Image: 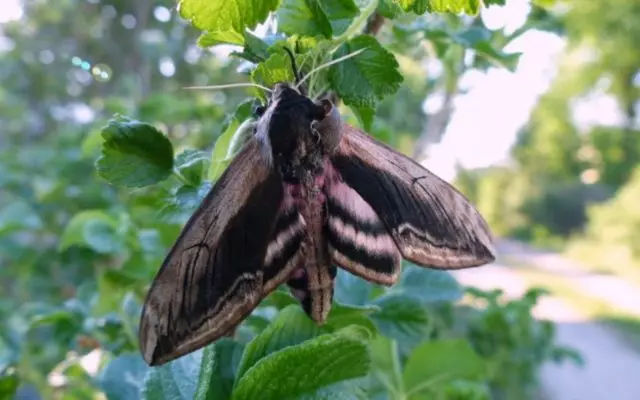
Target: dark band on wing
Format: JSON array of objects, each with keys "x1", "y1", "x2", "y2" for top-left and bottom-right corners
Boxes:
[
  {"x1": 326, "y1": 197, "x2": 388, "y2": 235},
  {"x1": 325, "y1": 224, "x2": 397, "y2": 274}
]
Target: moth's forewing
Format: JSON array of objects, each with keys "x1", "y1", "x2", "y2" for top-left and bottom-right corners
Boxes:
[
  {"x1": 327, "y1": 125, "x2": 496, "y2": 269},
  {"x1": 139, "y1": 139, "x2": 305, "y2": 366}
]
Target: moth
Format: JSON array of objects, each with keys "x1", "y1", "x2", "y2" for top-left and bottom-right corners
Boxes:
[{"x1": 139, "y1": 50, "x2": 496, "y2": 366}]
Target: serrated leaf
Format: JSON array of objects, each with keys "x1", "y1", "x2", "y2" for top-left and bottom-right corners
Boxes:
[
  {"x1": 59, "y1": 210, "x2": 123, "y2": 254},
  {"x1": 236, "y1": 305, "x2": 322, "y2": 380},
  {"x1": 96, "y1": 116, "x2": 174, "y2": 187},
  {"x1": 251, "y1": 52, "x2": 297, "y2": 88},
  {"x1": 197, "y1": 30, "x2": 245, "y2": 48},
  {"x1": 329, "y1": 35, "x2": 403, "y2": 107},
  {"x1": 395, "y1": 265, "x2": 463, "y2": 303},
  {"x1": 208, "y1": 100, "x2": 255, "y2": 181},
  {"x1": 277, "y1": 0, "x2": 333, "y2": 38},
  {"x1": 370, "y1": 293, "x2": 430, "y2": 345},
  {"x1": 175, "y1": 149, "x2": 209, "y2": 187},
  {"x1": 378, "y1": 0, "x2": 404, "y2": 18},
  {"x1": 195, "y1": 340, "x2": 245, "y2": 400},
  {"x1": 232, "y1": 332, "x2": 370, "y2": 400},
  {"x1": 142, "y1": 349, "x2": 203, "y2": 400},
  {"x1": 99, "y1": 353, "x2": 150, "y2": 400},
  {"x1": 402, "y1": 339, "x2": 486, "y2": 395},
  {"x1": 396, "y1": 0, "x2": 481, "y2": 14},
  {"x1": 178, "y1": 0, "x2": 280, "y2": 46}
]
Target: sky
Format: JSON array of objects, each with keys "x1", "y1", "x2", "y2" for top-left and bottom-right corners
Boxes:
[{"x1": 423, "y1": 0, "x2": 567, "y2": 180}]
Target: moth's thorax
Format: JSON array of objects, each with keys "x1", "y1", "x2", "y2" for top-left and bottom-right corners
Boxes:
[{"x1": 257, "y1": 82, "x2": 339, "y2": 188}]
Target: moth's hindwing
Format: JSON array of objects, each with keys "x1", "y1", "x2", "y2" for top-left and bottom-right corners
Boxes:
[
  {"x1": 323, "y1": 162, "x2": 402, "y2": 285},
  {"x1": 139, "y1": 139, "x2": 305, "y2": 366},
  {"x1": 330, "y1": 125, "x2": 496, "y2": 269}
]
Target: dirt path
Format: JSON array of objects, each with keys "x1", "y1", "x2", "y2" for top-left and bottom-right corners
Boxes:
[
  {"x1": 452, "y1": 241, "x2": 640, "y2": 400},
  {"x1": 498, "y1": 240, "x2": 640, "y2": 317}
]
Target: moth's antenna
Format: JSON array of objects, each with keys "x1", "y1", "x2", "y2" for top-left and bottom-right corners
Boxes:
[
  {"x1": 183, "y1": 83, "x2": 273, "y2": 93},
  {"x1": 283, "y1": 47, "x2": 302, "y2": 86},
  {"x1": 295, "y1": 48, "x2": 367, "y2": 91}
]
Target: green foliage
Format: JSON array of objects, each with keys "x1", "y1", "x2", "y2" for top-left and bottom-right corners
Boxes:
[
  {"x1": 462, "y1": 288, "x2": 583, "y2": 399},
  {"x1": 96, "y1": 116, "x2": 175, "y2": 188},
  {"x1": 0, "y1": 0, "x2": 579, "y2": 399},
  {"x1": 330, "y1": 35, "x2": 404, "y2": 107},
  {"x1": 567, "y1": 168, "x2": 640, "y2": 276}
]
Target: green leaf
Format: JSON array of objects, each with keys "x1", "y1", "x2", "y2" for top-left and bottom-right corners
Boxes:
[
  {"x1": 208, "y1": 100, "x2": 255, "y2": 181},
  {"x1": 329, "y1": 35, "x2": 403, "y2": 108},
  {"x1": 396, "y1": 265, "x2": 463, "y2": 303},
  {"x1": 232, "y1": 332, "x2": 370, "y2": 400},
  {"x1": 0, "y1": 366, "x2": 19, "y2": 400},
  {"x1": 334, "y1": 269, "x2": 372, "y2": 305},
  {"x1": 81, "y1": 129, "x2": 104, "y2": 158},
  {"x1": 195, "y1": 340, "x2": 245, "y2": 400},
  {"x1": 198, "y1": 30, "x2": 245, "y2": 48},
  {"x1": 59, "y1": 210, "x2": 123, "y2": 254},
  {"x1": 236, "y1": 305, "x2": 323, "y2": 380},
  {"x1": 278, "y1": 0, "x2": 333, "y2": 38},
  {"x1": 142, "y1": 349, "x2": 204, "y2": 400},
  {"x1": 350, "y1": 105, "x2": 375, "y2": 132},
  {"x1": 324, "y1": 308, "x2": 378, "y2": 338},
  {"x1": 251, "y1": 52, "x2": 297, "y2": 88},
  {"x1": 298, "y1": 378, "x2": 369, "y2": 399},
  {"x1": 96, "y1": 116, "x2": 174, "y2": 187},
  {"x1": 0, "y1": 200, "x2": 42, "y2": 235},
  {"x1": 378, "y1": 0, "x2": 404, "y2": 18},
  {"x1": 367, "y1": 336, "x2": 401, "y2": 397},
  {"x1": 471, "y1": 42, "x2": 521, "y2": 72},
  {"x1": 175, "y1": 149, "x2": 210, "y2": 187},
  {"x1": 178, "y1": 0, "x2": 280, "y2": 46},
  {"x1": 234, "y1": 31, "x2": 272, "y2": 63},
  {"x1": 99, "y1": 353, "x2": 150, "y2": 400},
  {"x1": 268, "y1": 35, "x2": 324, "y2": 55},
  {"x1": 318, "y1": 0, "x2": 359, "y2": 35},
  {"x1": 402, "y1": 339, "x2": 486, "y2": 395},
  {"x1": 451, "y1": 27, "x2": 522, "y2": 71},
  {"x1": 443, "y1": 380, "x2": 491, "y2": 400},
  {"x1": 370, "y1": 293, "x2": 430, "y2": 345},
  {"x1": 396, "y1": 0, "x2": 481, "y2": 15}
]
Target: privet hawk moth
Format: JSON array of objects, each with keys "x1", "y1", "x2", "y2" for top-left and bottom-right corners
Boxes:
[{"x1": 139, "y1": 51, "x2": 496, "y2": 366}]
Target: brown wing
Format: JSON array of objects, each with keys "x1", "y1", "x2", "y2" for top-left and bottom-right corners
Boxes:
[
  {"x1": 329, "y1": 125, "x2": 496, "y2": 270},
  {"x1": 139, "y1": 138, "x2": 306, "y2": 366}
]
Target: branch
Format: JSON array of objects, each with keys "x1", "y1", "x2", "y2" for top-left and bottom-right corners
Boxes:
[
  {"x1": 412, "y1": 89, "x2": 455, "y2": 161},
  {"x1": 365, "y1": 12, "x2": 385, "y2": 36}
]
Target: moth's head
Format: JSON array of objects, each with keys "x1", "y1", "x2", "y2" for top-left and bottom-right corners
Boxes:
[{"x1": 254, "y1": 81, "x2": 339, "y2": 157}]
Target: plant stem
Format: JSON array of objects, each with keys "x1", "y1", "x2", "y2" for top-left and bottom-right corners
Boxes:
[{"x1": 390, "y1": 340, "x2": 405, "y2": 395}]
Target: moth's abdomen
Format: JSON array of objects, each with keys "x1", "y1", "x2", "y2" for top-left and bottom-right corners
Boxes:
[{"x1": 283, "y1": 169, "x2": 335, "y2": 324}]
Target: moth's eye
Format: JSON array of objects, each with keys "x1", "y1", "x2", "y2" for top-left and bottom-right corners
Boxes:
[{"x1": 254, "y1": 105, "x2": 266, "y2": 117}]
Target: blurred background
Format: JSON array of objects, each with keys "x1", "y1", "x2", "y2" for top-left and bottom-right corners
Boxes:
[{"x1": 1, "y1": 0, "x2": 639, "y2": 399}]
